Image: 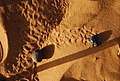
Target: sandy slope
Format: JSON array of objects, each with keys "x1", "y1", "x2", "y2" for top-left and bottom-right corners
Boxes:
[
  {"x1": 0, "y1": 13, "x2": 8, "y2": 64},
  {"x1": 37, "y1": 0, "x2": 120, "y2": 81},
  {"x1": 0, "y1": 0, "x2": 120, "y2": 81}
]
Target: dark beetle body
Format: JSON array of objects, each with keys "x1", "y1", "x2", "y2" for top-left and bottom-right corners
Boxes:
[
  {"x1": 32, "y1": 49, "x2": 43, "y2": 62},
  {"x1": 89, "y1": 35, "x2": 101, "y2": 46},
  {"x1": 32, "y1": 44, "x2": 55, "y2": 63}
]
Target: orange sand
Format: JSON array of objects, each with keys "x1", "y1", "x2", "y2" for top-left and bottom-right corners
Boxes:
[{"x1": 0, "y1": 0, "x2": 120, "y2": 81}]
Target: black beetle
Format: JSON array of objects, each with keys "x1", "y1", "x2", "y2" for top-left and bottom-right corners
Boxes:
[
  {"x1": 89, "y1": 34, "x2": 101, "y2": 46},
  {"x1": 32, "y1": 44, "x2": 55, "y2": 63},
  {"x1": 32, "y1": 49, "x2": 44, "y2": 63}
]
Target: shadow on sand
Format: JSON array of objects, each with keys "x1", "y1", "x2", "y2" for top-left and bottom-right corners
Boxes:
[
  {"x1": 3, "y1": 5, "x2": 29, "y2": 72},
  {"x1": 0, "y1": 73, "x2": 8, "y2": 81},
  {"x1": 39, "y1": 44, "x2": 55, "y2": 59},
  {"x1": 7, "y1": 33, "x2": 120, "y2": 80},
  {"x1": 60, "y1": 77, "x2": 79, "y2": 81},
  {"x1": 1, "y1": 0, "x2": 68, "y2": 80},
  {"x1": 0, "y1": 0, "x2": 22, "y2": 6},
  {"x1": 37, "y1": 37, "x2": 120, "y2": 72},
  {"x1": 97, "y1": 30, "x2": 112, "y2": 44}
]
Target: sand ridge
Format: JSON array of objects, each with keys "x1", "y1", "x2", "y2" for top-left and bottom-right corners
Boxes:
[{"x1": 0, "y1": 16, "x2": 8, "y2": 64}]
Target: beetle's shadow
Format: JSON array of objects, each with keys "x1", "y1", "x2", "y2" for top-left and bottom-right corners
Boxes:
[
  {"x1": 33, "y1": 44, "x2": 55, "y2": 62},
  {"x1": 41, "y1": 44, "x2": 55, "y2": 59},
  {"x1": 97, "y1": 30, "x2": 112, "y2": 44}
]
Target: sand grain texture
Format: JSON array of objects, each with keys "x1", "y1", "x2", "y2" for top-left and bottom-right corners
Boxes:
[{"x1": 0, "y1": 0, "x2": 120, "y2": 81}]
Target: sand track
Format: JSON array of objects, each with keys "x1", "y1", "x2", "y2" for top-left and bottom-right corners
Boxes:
[
  {"x1": 0, "y1": 0, "x2": 120, "y2": 81},
  {"x1": 0, "y1": 0, "x2": 68, "y2": 80}
]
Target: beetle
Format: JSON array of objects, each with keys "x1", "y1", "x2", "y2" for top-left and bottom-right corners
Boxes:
[
  {"x1": 89, "y1": 34, "x2": 101, "y2": 46},
  {"x1": 32, "y1": 44, "x2": 55, "y2": 63},
  {"x1": 32, "y1": 49, "x2": 44, "y2": 63}
]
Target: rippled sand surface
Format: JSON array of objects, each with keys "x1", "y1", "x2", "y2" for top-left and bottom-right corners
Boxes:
[{"x1": 0, "y1": 0, "x2": 120, "y2": 81}]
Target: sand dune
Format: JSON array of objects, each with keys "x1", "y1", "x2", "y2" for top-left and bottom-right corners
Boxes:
[{"x1": 0, "y1": 0, "x2": 120, "y2": 81}]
